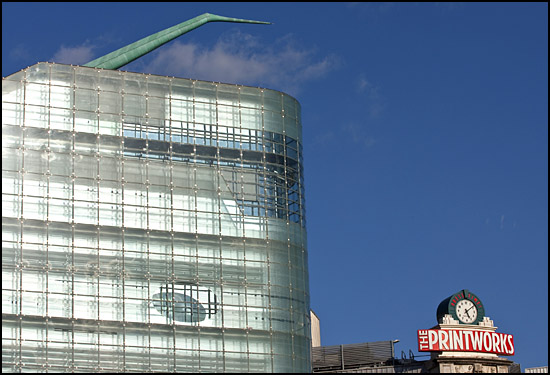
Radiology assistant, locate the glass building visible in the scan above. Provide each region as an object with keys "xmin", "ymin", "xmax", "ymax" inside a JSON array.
[{"xmin": 2, "ymin": 62, "xmax": 310, "ymax": 372}]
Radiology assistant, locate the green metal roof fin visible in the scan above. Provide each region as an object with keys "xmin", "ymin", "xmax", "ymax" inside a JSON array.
[{"xmin": 83, "ymin": 13, "xmax": 271, "ymax": 70}]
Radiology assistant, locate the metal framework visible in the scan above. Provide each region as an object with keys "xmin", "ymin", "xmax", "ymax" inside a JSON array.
[{"xmin": 312, "ymin": 341, "xmax": 396, "ymax": 371}]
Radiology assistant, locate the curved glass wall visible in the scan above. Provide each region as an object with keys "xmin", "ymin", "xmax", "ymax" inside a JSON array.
[{"xmin": 2, "ymin": 63, "xmax": 310, "ymax": 372}]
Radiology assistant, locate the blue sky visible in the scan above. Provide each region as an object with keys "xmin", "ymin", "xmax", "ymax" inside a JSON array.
[{"xmin": 3, "ymin": 2, "xmax": 548, "ymax": 370}]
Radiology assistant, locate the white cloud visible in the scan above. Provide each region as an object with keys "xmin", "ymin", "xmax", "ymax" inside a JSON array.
[
  {"xmin": 51, "ymin": 43, "xmax": 95, "ymax": 65},
  {"xmin": 143, "ymin": 31, "xmax": 340, "ymax": 96}
]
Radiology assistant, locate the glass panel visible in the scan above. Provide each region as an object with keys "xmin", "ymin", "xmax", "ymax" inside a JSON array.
[
  {"xmin": 100, "ymin": 134, "xmax": 122, "ymax": 156},
  {"xmin": 50, "ymin": 107, "xmax": 73, "ymax": 131},
  {"xmin": 123, "ymin": 74, "xmax": 147, "ymax": 95},
  {"xmin": 75, "ymin": 88, "xmax": 98, "ymax": 112},
  {"xmin": 98, "ymin": 113, "xmax": 121, "ymax": 136},
  {"xmin": 147, "ymin": 75, "xmax": 170, "ymax": 98},
  {"xmin": 171, "ymin": 79, "xmax": 194, "ymax": 100},
  {"xmin": 241, "ymin": 107, "xmax": 262, "ymax": 131},
  {"xmin": 263, "ymin": 89, "xmax": 282, "ymax": 113},
  {"xmin": 75, "ymin": 67, "xmax": 99, "ymax": 90},
  {"xmin": 283, "ymin": 94, "xmax": 297, "ymax": 119},
  {"xmin": 263, "ymin": 110, "xmax": 283, "ymax": 133},
  {"xmin": 25, "ymin": 63, "xmax": 50, "ymax": 84},
  {"xmin": 98, "ymin": 69, "xmax": 123, "ymax": 93},
  {"xmin": 217, "ymin": 104, "xmax": 239, "ymax": 128},
  {"xmin": 147, "ymin": 96, "xmax": 166, "ymax": 119},
  {"xmin": 49, "ymin": 176, "xmax": 72, "ymax": 200},
  {"xmin": 49, "ymin": 151, "xmax": 72, "ymax": 176},
  {"xmin": 51, "ymin": 63, "xmax": 74, "ymax": 87},
  {"xmin": 217, "ymin": 85, "xmax": 239, "ymax": 106},
  {"xmin": 74, "ymin": 132, "xmax": 97, "ymax": 155},
  {"xmin": 124, "ymin": 94, "xmax": 146, "ymax": 118},
  {"xmin": 170, "ymin": 99, "xmax": 193, "ymax": 122},
  {"xmin": 75, "ymin": 110, "xmax": 98, "ymax": 133},
  {"xmin": 3, "ymin": 68, "xmax": 26, "ymax": 82},
  {"xmin": 50, "ymin": 85, "xmax": 72, "ymax": 109},
  {"xmin": 193, "ymin": 81, "xmax": 216, "ymax": 103},
  {"xmin": 99, "ymin": 91, "xmax": 122, "ymax": 114},
  {"xmin": 240, "ymin": 86, "xmax": 262, "ymax": 109},
  {"xmin": 2, "ymin": 170, "xmax": 21, "ymax": 196},
  {"xmin": 194, "ymin": 102, "xmax": 215, "ymax": 125},
  {"xmin": 2, "ymin": 124, "xmax": 23, "ymax": 149},
  {"xmin": 24, "ymin": 149, "xmax": 48, "ymax": 174},
  {"xmin": 2, "ymin": 102, "xmax": 24, "ymax": 126},
  {"xmin": 25, "ymin": 83, "xmax": 49, "ymax": 107},
  {"xmin": 2, "ymin": 80, "xmax": 24, "ymax": 104},
  {"xmin": 285, "ymin": 117, "xmax": 299, "ymax": 141}
]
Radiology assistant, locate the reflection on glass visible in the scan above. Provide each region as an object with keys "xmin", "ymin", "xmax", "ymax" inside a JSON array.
[{"xmin": 152, "ymin": 283, "xmax": 218, "ymax": 323}]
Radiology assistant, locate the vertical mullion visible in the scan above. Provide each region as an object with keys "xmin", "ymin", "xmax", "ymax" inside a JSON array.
[
  {"xmin": 17, "ymin": 70, "xmax": 27, "ymax": 372},
  {"xmin": 70, "ymin": 66, "xmax": 78, "ymax": 371}
]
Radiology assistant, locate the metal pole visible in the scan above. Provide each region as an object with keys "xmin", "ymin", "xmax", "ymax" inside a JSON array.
[
  {"xmin": 392, "ymin": 339, "xmax": 400, "ymax": 366},
  {"xmin": 341, "ymin": 344, "xmax": 345, "ymax": 370}
]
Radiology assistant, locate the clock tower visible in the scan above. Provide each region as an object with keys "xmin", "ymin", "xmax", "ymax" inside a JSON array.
[{"xmin": 418, "ymin": 289, "xmax": 515, "ymax": 373}]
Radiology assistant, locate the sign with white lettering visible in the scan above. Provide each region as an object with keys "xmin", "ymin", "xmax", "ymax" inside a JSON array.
[{"xmin": 417, "ymin": 329, "xmax": 515, "ymax": 356}]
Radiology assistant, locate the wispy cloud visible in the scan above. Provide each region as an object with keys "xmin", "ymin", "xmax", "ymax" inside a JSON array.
[
  {"xmin": 342, "ymin": 122, "xmax": 377, "ymax": 149},
  {"xmin": 9, "ymin": 44, "xmax": 31, "ymax": 62},
  {"xmin": 51, "ymin": 42, "xmax": 95, "ymax": 65},
  {"xmin": 143, "ymin": 30, "xmax": 340, "ymax": 96},
  {"xmin": 357, "ymin": 75, "xmax": 370, "ymax": 93},
  {"xmin": 485, "ymin": 214, "xmax": 517, "ymax": 230},
  {"xmin": 357, "ymin": 73, "xmax": 387, "ymax": 118}
]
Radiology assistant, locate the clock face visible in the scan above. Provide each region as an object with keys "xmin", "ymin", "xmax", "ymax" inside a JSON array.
[
  {"xmin": 437, "ymin": 289, "xmax": 486, "ymax": 325},
  {"xmin": 455, "ymin": 299, "xmax": 477, "ymax": 324}
]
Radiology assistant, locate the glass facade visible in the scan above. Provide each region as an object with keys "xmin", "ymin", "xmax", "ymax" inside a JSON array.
[{"xmin": 2, "ymin": 63, "xmax": 310, "ymax": 372}]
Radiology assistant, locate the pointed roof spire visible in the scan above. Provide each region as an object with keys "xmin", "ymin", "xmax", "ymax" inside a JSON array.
[{"xmin": 84, "ymin": 13, "xmax": 271, "ymax": 70}]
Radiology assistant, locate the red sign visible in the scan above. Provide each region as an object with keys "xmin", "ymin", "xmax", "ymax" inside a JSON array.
[{"xmin": 417, "ymin": 329, "xmax": 514, "ymax": 356}]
